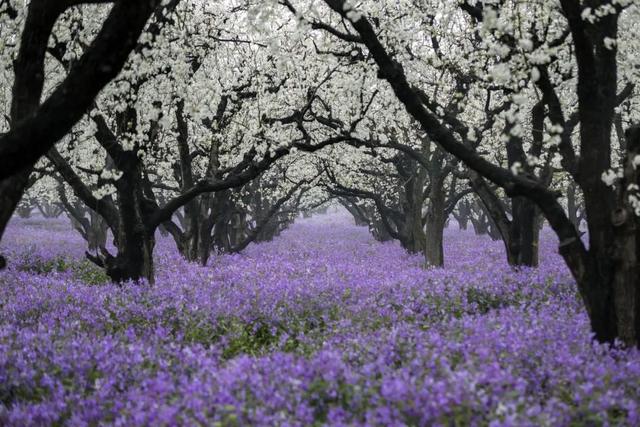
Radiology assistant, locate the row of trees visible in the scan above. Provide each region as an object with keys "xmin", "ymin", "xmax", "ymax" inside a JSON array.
[
  {"xmin": 1, "ymin": 1, "xmax": 357, "ymax": 281},
  {"xmin": 1, "ymin": 0, "xmax": 639, "ymax": 347},
  {"xmin": 275, "ymin": 0, "xmax": 639, "ymax": 346}
]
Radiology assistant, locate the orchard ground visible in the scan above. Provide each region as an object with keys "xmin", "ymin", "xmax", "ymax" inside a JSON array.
[{"xmin": 1, "ymin": 211, "xmax": 639, "ymax": 426}]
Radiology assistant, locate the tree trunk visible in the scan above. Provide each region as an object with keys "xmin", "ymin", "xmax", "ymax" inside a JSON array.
[
  {"xmin": 471, "ymin": 172, "xmax": 541, "ymax": 267},
  {"xmin": 609, "ymin": 207, "xmax": 639, "ymax": 346},
  {"xmin": 0, "ymin": 171, "xmax": 32, "ymax": 264},
  {"xmin": 211, "ymin": 191, "xmax": 235, "ymax": 254},
  {"xmin": 453, "ymin": 201, "xmax": 470, "ymax": 230},
  {"xmin": 598, "ymin": 126, "xmax": 640, "ymax": 346},
  {"xmin": 101, "ymin": 152, "xmax": 155, "ymax": 283},
  {"xmin": 181, "ymin": 201, "xmax": 201, "ymax": 262},
  {"xmin": 198, "ymin": 217, "xmax": 215, "ymax": 266},
  {"xmin": 106, "ymin": 229, "xmax": 155, "ymax": 284},
  {"xmin": 557, "ymin": 126, "xmax": 640, "ymax": 347},
  {"xmin": 510, "ymin": 197, "xmax": 540, "ymax": 267},
  {"xmin": 398, "ymin": 167, "xmax": 427, "ymax": 254},
  {"xmin": 424, "ymin": 178, "xmax": 445, "ymax": 267},
  {"xmin": 196, "ymin": 195, "xmax": 216, "ymax": 266}
]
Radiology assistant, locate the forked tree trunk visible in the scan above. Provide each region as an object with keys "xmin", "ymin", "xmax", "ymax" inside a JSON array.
[
  {"xmin": 471, "ymin": 173, "xmax": 541, "ymax": 267},
  {"xmin": 470, "ymin": 174, "xmax": 516, "ymax": 262},
  {"xmin": 99, "ymin": 154, "xmax": 155, "ymax": 283},
  {"xmin": 170, "ymin": 192, "xmax": 222, "ymax": 267},
  {"xmin": 228, "ymin": 212, "xmax": 246, "ymax": 247},
  {"xmin": 212, "ymin": 215, "xmax": 231, "ymax": 253},
  {"xmin": 163, "ymin": 203, "xmax": 214, "ymax": 266}
]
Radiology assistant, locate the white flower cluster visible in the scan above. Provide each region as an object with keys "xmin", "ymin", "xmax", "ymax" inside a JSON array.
[
  {"xmin": 100, "ymin": 169, "xmax": 123, "ymax": 181},
  {"xmin": 601, "ymin": 169, "xmax": 621, "ymax": 187},
  {"xmin": 342, "ymin": 1, "xmax": 363, "ymax": 22},
  {"xmin": 489, "ymin": 63, "xmax": 512, "ymax": 85},
  {"xmin": 511, "ymin": 161, "xmax": 523, "ymax": 176},
  {"xmin": 544, "ymin": 123, "xmax": 563, "ymax": 147}
]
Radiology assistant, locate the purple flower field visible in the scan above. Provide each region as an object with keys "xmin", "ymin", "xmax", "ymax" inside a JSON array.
[{"xmin": 1, "ymin": 212, "xmax": 639, "ymax": 426}]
